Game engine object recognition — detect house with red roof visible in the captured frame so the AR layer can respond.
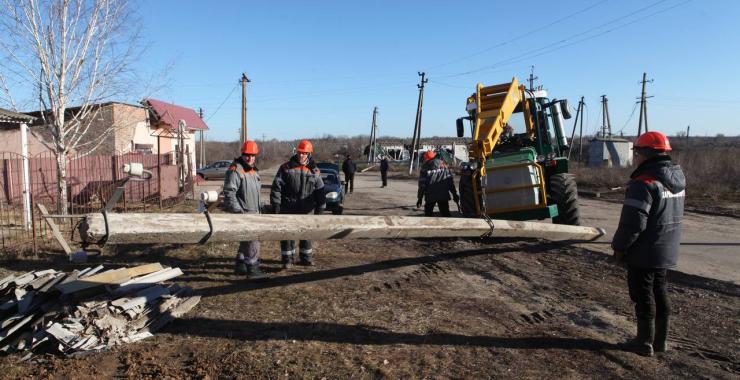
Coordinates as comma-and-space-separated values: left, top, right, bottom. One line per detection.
6, 99, 209, 175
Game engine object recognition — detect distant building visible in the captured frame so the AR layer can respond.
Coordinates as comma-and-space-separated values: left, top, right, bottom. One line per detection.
588, 137, 633, 167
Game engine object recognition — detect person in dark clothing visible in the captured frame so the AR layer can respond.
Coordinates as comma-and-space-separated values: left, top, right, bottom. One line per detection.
271, 139, 326, 269
380, 155, 389, 187
612, 131, 685, 357
416, 150, 459, 217
342, 155, 357, 194
222, 140, 268, 280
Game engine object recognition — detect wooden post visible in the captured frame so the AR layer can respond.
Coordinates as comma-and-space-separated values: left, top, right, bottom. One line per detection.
37, 204, 72, 255
157, 136, 162, 209
79, 213, 606, 245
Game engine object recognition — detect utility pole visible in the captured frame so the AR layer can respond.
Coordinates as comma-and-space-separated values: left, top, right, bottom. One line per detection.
636, 72, 653, 136
198, 108, 205, 168
368, 107, 378, 163
686, 124, 690, 150
600, 95, 612, 138
568, 96, 585, 163
409, 72, 428, 174
528, 65, 538, 91
240, 73, 251, 144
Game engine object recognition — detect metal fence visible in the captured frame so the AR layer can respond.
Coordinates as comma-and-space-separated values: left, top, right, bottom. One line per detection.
0, 150, 193, 253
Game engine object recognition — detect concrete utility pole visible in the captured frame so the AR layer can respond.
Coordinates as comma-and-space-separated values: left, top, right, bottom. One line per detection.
198, 108, 205, 168
528, 65, 538, 91
686, 125, 690, 150
368, 107, 378, 163
568, 96, 585, 164
240, 73, 251, 144
600, 95, 612, 138
636, 72, 654, 136
408, 72, 428, 174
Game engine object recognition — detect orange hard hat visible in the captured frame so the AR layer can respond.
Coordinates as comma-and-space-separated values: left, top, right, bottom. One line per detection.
296, 139, 313, 154
634, 131, 671, 152
241, 140, 259, 155
422, 150, 436, 162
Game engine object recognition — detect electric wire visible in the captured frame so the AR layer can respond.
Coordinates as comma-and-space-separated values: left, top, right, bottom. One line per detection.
424, 0, 610, 71
205, 83, 238, 122
435, 0, 686, 79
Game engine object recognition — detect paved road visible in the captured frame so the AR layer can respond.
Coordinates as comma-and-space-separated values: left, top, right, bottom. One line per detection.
195, 169, 740, 285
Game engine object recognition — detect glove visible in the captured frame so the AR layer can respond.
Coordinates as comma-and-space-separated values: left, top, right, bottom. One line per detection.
273, 204, 281, 214
314, 208, 324, 215
452, 193, 460, 203
416, 199, 422, 208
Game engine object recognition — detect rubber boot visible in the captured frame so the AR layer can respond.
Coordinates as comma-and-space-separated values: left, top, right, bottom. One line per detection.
635, 318, 655, 357
298, 251, 314, 266
234, 260, 248, 275
654, 316, 669, 352
281, 254, 293, 269
246, 264, 269, 281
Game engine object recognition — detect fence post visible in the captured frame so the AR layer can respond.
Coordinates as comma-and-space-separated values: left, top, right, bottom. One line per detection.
157, 136, 162, 209
3, 158, 13, 205
20, 124, 32, 231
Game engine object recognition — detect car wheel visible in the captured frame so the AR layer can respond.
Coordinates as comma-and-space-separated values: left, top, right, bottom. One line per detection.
332, 206, 344, 215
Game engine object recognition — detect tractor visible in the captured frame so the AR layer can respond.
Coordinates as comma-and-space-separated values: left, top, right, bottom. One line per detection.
456, 77, 580, 225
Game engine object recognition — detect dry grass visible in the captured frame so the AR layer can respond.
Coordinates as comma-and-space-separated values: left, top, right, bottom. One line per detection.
573, 143, 740, 204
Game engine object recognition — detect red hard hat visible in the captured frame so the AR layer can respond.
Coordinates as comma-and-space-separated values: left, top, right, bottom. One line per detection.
296, 139, 313, 153
634, 131, 672, 152
241, 140, 259, 155
422, 150, 436, 162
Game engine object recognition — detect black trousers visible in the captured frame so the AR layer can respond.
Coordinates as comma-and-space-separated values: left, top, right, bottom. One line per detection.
344, 173, 354, 193
381, 170, 387, 186
627, 266, 670, 320
424, 200, 450, 217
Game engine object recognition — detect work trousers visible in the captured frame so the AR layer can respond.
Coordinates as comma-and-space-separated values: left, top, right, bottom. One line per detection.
381, 171, 388, 187
237, 241, 260, 265
280, 239, 312, 256
424, 200, 450, 217
627, 266, 670, 320
344, 173, 355, 193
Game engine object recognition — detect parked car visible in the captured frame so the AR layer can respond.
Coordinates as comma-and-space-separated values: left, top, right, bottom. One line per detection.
319, 168, 344, 214
196, 160, 232, 180
317, 162, 342, 183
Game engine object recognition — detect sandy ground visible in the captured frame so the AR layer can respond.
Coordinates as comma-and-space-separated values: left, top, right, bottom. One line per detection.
0, 169, 737, 378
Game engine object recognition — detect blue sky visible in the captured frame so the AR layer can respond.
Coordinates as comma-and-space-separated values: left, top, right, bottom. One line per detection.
137, 0, 738, 141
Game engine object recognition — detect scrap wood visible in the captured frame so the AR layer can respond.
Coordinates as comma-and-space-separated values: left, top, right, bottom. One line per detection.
0, 263, 198, 358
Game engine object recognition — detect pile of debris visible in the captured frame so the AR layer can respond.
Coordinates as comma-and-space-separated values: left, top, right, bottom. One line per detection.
0, 263, 200, 358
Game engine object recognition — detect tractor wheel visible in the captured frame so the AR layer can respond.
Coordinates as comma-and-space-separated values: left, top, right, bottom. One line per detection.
548, 173, 580, 225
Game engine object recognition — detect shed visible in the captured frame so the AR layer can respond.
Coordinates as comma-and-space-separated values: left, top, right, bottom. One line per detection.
588, 137, 633, 167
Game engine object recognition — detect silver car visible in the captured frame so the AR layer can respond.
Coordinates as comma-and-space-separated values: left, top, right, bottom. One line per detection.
196, 160, 232, 180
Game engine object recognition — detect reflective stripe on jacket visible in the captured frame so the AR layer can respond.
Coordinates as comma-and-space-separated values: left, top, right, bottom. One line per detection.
418, 158, 458, 203
270, 155, 326, 213
222, 158, 261, 214
612, 156, 686, 269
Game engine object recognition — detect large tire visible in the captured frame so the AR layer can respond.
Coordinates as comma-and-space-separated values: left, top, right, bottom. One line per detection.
548, 173, 580, 225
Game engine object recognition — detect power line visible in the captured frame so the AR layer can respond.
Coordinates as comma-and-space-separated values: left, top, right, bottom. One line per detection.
424, 0, 610, 71
206, 83, 238, 122
435, 0, 688, 79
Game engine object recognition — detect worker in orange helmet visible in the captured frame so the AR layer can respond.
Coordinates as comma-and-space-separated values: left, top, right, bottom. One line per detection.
222, 140, 268, 280
612, 131, 685, 357
416, 150, 458, 217
270, 139, 326, 268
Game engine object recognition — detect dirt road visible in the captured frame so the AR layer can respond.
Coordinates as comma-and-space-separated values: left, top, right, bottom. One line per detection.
0, 170, 737, 378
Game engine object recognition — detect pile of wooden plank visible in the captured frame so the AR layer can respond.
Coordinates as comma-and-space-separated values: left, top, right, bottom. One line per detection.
0, 263, 200, 358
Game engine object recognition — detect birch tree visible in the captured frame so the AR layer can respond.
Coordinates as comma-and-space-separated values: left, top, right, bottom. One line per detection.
0, 0, 141, 213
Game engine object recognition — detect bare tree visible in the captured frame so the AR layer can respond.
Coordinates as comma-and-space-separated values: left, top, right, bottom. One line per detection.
0, 0, 141, 213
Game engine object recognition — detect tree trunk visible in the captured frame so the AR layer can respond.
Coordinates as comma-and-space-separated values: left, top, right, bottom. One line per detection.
55, 151, 69, 214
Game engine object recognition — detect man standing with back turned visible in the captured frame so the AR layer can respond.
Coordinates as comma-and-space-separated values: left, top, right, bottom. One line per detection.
612, 131, 685, 357
271, 140, 326, 269
223, 140, 268, 281
416, 150, 459, 217
342, 154, 357, 194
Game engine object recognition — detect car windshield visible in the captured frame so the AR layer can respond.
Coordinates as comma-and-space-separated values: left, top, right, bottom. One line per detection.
321, 173, 338, 184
